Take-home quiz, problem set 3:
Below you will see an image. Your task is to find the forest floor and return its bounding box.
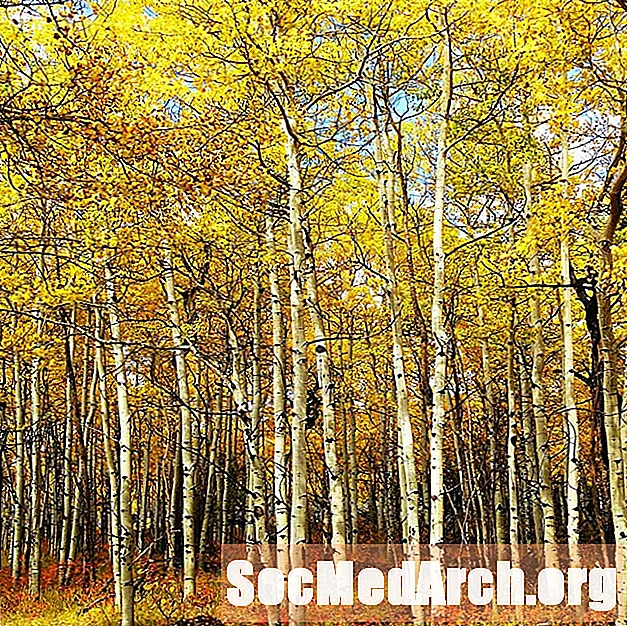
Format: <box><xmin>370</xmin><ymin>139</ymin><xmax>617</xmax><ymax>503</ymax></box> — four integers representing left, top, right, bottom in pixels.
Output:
<box><xmin>0</xmin><ymin>560</ymin><xmax>589</xmax><ymax>626</ymax></box>
<box><xmin>0</xmin><ymin>557</ymin><xmax>222</xmax><ymax>626</ymax></box>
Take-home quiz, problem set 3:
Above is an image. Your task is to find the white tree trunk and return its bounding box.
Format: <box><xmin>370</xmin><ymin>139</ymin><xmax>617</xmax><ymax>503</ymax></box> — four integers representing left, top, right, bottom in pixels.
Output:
<box><xmin>265</xmin><ymin>216</ymin><xmax>290</xmax><ymax>574</ymax></box>
<box><xmin>301</xmin><ymin>232</ymin><xmax>347</xmax><ymax>553</ymax></box>
<box><xmin>11</xmin><ymin>348</ymin><xmax>24</xmax><ymax>581</ymax></box>
<box><xmin>59</xmin><ymin>307</ymin><xmax>77</xmax><ymax>584</ymax></box>
<box><xmin>520</xmin><ymin>369</ymin><xmax>543</xmax><ymax>542</ymax></box>
<box><xmin>251</xmin><ymin>272</ymin><xmax>268</xmax><ymax>549</ymax></box>
<box><xmin>105</xmin><ymin>264</ymin><xmax>134</xmax><ymax>626</ymax></box>
<box><xmin>371</xmin><ymin>88</ymin><xmax>422</xmax><ymax>549</ymax></box>
<box><xmin>163</xmin><ymin>247</ymin><xmax>196</xmax><ymax>598</ymax></box>
<box><xmin>199</xmin><ymin>389</ymin><xmax>221</xmax><ymax>556</ymax></box>
<box><xmin>524</xmin><ymin>164</ymin><xmax>556</xmax><ymax>546</ymax></box>
<box><xmin>278</xmin><ymin>104</ymin><xmax>346</xmax><ymax>553</ymax></box>
<box><xmin>283</xmin><ymin>112</ymin><xmax>309</xmax><ymax>555</ymax></box>
<box><xmin>281</xmin><ymin>107</ymin><xmax>310</xmax><ymax>626</ymax></box>
<box><xmin>506</xmin><ymin>308</ymin><xmax>520</xmax><ymax>546</ymax></box>
<box><xmin>95</xmin><ymin>307</ymin><xmax>122</xmax><ymax>610</ymax></box>
<box><xmin>58</xmin><ymin>357</ymin><xmax>73</xmax><ymax>584</ymax></box>
<box><xmin>430</xmin><ymin>15</ymin><xmax>452</xmax><ymax>546</ymax></box>
<box><xmin>28</xmin><ymin>314</ymin><xmax>43</xmax><ymax>596</ymax></box>
<box><xmin>559</xmin><ymin>135</ymin><xmax>580</xmax><ymax>546</ymax></box>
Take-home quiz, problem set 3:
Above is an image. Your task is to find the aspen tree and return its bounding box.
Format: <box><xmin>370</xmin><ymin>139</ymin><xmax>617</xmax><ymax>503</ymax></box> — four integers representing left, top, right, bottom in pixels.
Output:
<box><xmin>168</xmin><ymin>425</ymin><xmax>182</xmax><ymax>569</ymax></box>
<box><xmin>265</xmin><ymin>216</ymin><xmax>290</xmax><ymax>574</ymax></box>
<box><xmin>95</xmin><ymin>308</ymin><xmax>121</xmax><ymax>610</ymax></box>
<box><xmin>58</xmin><ymin>309</ymin><xmax>76</xmax><ymax>585</ymax></box>
<box><xmin>163</xmin><ymin>247</ymin><xmax>196</xmax><ymax>598</ymax></box>
<box><xmin>277</xmin><ymin>88</ymin><xmax>347</xmax><ymax>552</ymax></box>
<box><xmin>430</xmin><ymin>10</ymin><xmax>452</xmax><ymax>547</ymax></box>
<box><xmin>279</xmin><ymin>104</ymin><xmax>310</xmax><ymax>626</ymax></box>
<box><xmin>559</xmin><ymin>135</ymin><xmax>580</xmax><ymax>546</ymax></box>
<box><xmin>220</xmin><ymin>404</ymin><xmax>234</xmax><ymax>545</ymax></box>
<box><xmin>346</xmin><ymin>335</ymin><xmax>359</xmax><ymax>544</ymax></box>
<box><xmin>372</xmin><ymin>105</ymin><xmax>421</xmax><ymax>546</ymax></box>
<box><xmin>476</xmin><ymin>278</ymin><xmax>506</xmax><ymax>544</ymax></box>
<box><xmin>138</xmin><ymin>425</ymin><xmax>152</xmax><ymax>550</ymax></box>
<box><xmin>251</xmin><ymin>270</ymin><xmax>267</xmax><ymax>548</ymax></box>
<box><xmin>105</xmin><ymin>264</ymin><xmax>134</xmax><ymax>626</ymax></box>
<box><xmin>282</xmin><ymin>110</ymin><xmax>309</xmax><ymax>556</ymax></box>
<box><xmin>29</xmin><ymin>313</ymin><xmax>43</xmax><ymax>596</ymax></box>
<box><xmin>506</xmin><ymin>307</ymin><xmax>520</xmax><ymax>546</ymax></box>
<box><xmin>226</xmin><ymin>315</ymin><xmax>268</xmax><ymax>549</ymax></box>
<box><xmin>523</xmin><ymin>164</ymin><xmax>556</xmax><ymax>546</ymax></box>
<box><xmin>520</xmin><ymin>369</ymin><xmax>543</xmax><ymax>543</ymax></box>
<box><xmin>302</xmin><ymin>229</ymin><xmax>347</xmax><ymax>554</ymax></box>
<box><xmin>199</xmin><ymin>390</ymin><xmax>221</xmax><ymax>558</ymax></box>
<box><xmin>11</xmin><ymin>347</ymin><xmax>24</xmax><ymax>581</ymax></box>
<box><xmin>371</xmin><ymin>70</ymin><xmax>425</xmax><ymax>626</ymax></box>
<box><xmin>597</xmin><ymin>120</ymin><xmax>627</xmax><ymax>542</ymax></box>
<box><xmin>596</xmin><ymin>113</ymin><xmax>627</xmax><ymax>626</ymax></box>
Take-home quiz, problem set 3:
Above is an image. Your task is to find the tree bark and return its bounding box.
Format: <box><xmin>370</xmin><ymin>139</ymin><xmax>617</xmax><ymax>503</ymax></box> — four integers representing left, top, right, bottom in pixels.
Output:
<box><xmin>11</xmin><ymin>346</ymin><xmax>24</xmax><ymax>581</ymax></box>
<box><xmin>477</xmin><ymin>280</ymin><xmax>506</xmax><ymax>544</ymax></box>
<box><xmin>28</xmin><ymin>314</ymin><xmax>43</xmax><ymax>596</ymax></box>
<box><xmin>559</xmin><ymin>135</ymin><xmax>580</xmax><ymax>546</ymax></box>
<box><xmin>105</xmin><ymin>263</ymin><xmax>135</xmax><ymax>626</ymax></box>
<box><xmin>430</xmin><ymin>12</ymin><xmax>452</xmax><ymax>546</ymax></box>
<box><xmin>58</xmin><ymin>308</ymin><xmax>76</xmax><ymax>585</ymax></box>
<box><xmin>199</xmin><ymin>388</ymin><xmax>221</xmax><ymax>559</ymax></box>
<box><xmin>163</xmin><ymin>247</ymin><xmax>196</xmax><ymax>598</ymax></box>
<box><xmin>371</xmin><ymin>86</ymin><xmax>422</xmax><ymax>549</ymax></box>
<box><xmin>282</xmin><ymin>110</ymin><xmax>309</xmax><ymax>556</ymax></box>
<box><xmin>266</xmin><ymin>216</ymin><xmax>290</xmax><ymax>574</ymax></box>
<box><xmin>598</xmin><ymin>155</ymin><xmax>627</xmax><ymax>542</ymax></box>
<box><xmin>524</xmin><ymin>163</ymin><xmax>556</xmax><ymax>547</ymax></box>
<box><xmin>301</xmin><ymin>228</ymin><xmax>347</xmax><ymax>553</ymax></box>
<box><xmin>506</xmin><ymin>306</ymin><xmax>520</xmax><ymax>546</ymax></box>
<box><xmin>95</xmin><ymin>307</ymin><xmax>122</xmax><ymax>610</ymax></box>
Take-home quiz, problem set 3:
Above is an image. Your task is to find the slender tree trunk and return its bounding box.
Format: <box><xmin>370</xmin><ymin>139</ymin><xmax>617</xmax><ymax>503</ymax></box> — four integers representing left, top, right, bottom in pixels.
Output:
<box><xmin>346</xmin><ymin>336</ymin><xmax>359</xmax><ymax>544</ymax></box>
<box><xmin>95</xmin><ymin>308</ymin><xmax>122</xmax><ymax>610</ymax></box>
<box><xmin>105</xmin><ymin>264</ymin><xmax>134</xmax><ymax>626</ymax></box>
<box><xmin>280</xmin><ymin>100</ymin><xmax>310</xmax><ymax>626</ymax></box>
<box><xmin>66</xmin><ymin>460</ymin><xmax>83</xmax><ymax>578</ymax></box>
<box><xmin>199</xmin><ymin>389</ymin><xmax>221</xmax><ymax>560</ymax></box>
<box><xmin>139</xmin><ymin>425</ymin><xmax>151</xmax><ymax>551</ymax></box>
<box><xmin>301</xmin><ymin>231</ymin><xmax>347</xmax><ymax>552</ymax></box>
<box><xmin>163</xmin><ymin>247</ymin><xmax>196</xmax><ymax>598</ymax></box>
<box><xmin>371</xmin><ymin>90</ymin><xmax>422</xmax><ymax>549</ymax></box>
<box><xmin>395</xmin><ymin>121</ymin><xmax>432</xmax><ymax>490</ymax></box>
<box><xmin>597</xmin><ymin>116</ymin><xmax>627</xmax><ymax>625</ymax></box>
<box><xmin>559</xmin><ymin>135</ymin><xmax>580</xmax><ymax>546</ymax></box>
<box><xmin>506</xmin><ymin>306</ymin><xmax>520</xmax><ymax>546</ymax></box>
<box><xmin>226</xmin><ymin>312</ymin><xmax>268</xmax><ymax>551</ymax></box>
<box><xmin>477</xmin><ymin>283</ymin><xmax>506</xmax><ymax>544</ymax></box>
<box><xmin>598</xmin><ymin>163</ymin><xmax>627</xmax><ymax>542</ymax></box>
<box><xmin>29</xmin><ymin>315</ymin><xmax>43</xmax><ymax>596</ymax></box>
<box><xmin>169</xmin><ymin>426</ymin><xmax>182</xmax><ymax>569</ymax></box>
<box><xmin>11</xmin><ymin>348</ymin><xmax>24</xmax><ymax>580</ymax></box>
<box><xmin>279</xmin><ymin>98</ymin><xmax>345</xmax><ymax>553</ymax></box>
<box><xmin>250</xmin><ymin>272</ymin><xmax>268</xmax><ymax>549</ymax></box>
<box><xmin>524</xmin><ymin>164</ymin><xmax>556</xmax><ymax>546</ymax></box>
<box><xmin>221</xmin><ymin>406</ymin><xmax>233</xmax><ymax>545</ymax></box>
<box><xmin>520</xmin><ymin>369</ymin><xmax>543</xmax><ymax>543</ymax></box>
<box><xmin>282</xmin><ymin>110</ymin><xmax>309</xmax><ymax>554</ymax></box>
<box><xmin>430</xmin><ymin>13</ymin><xmax>452</xmax><ymax>546</ymax></box>
<box><xmin>266</xmin><ymin>216</ymin><xmax>290</xmax><ymax>574</ymax></box>
<box><xmin>59</xmin><ymin>309</ymin><xmax>76</xmax><ymax>584</ymax></box>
